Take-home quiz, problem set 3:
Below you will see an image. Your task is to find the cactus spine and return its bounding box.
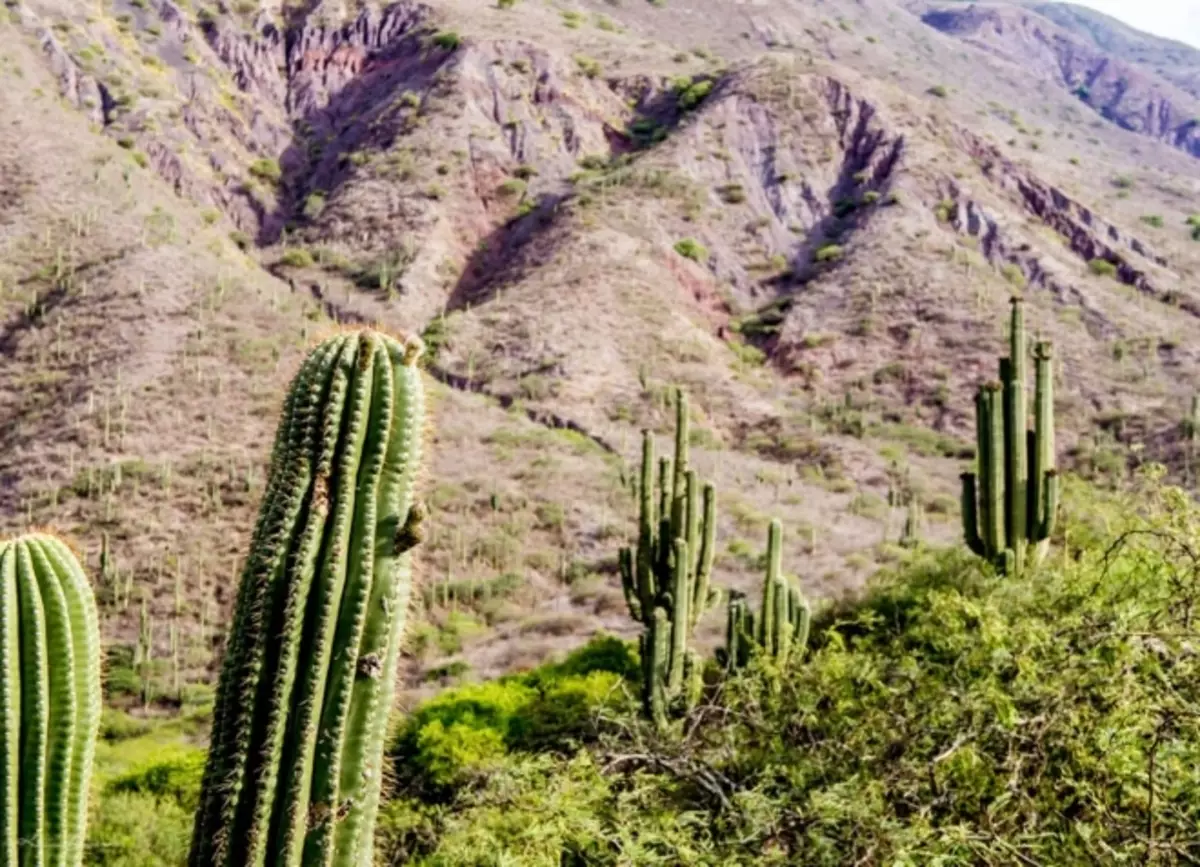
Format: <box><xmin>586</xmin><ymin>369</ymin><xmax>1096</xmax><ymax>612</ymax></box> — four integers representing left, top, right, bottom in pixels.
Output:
<box><xmin>189</xmin><ymin>330</ymin><xmax>427</xmax><ymax>867</ymax></box>
<box><xmin>720</xmin><ymin>520</ymin><xmax>810</xmax><ymax>671</ymax></box>
<box><xmin>0</xmin><ymin>534</ymin><xmax>102</xmax><ymax>867</ymax></box>
<box><xmin>619</xmin><ymin>389</ymin><xmax>718</xmax><ymax>727</ymax></box>
<box><xmin>961</xmin><ymin>297</ymin><xmax>1058</xmax><ymax>575</ymax></box>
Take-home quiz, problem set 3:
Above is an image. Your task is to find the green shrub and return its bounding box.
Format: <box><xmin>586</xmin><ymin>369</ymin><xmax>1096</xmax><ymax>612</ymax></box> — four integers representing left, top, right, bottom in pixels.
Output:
<box><xmin>431</xmin><ymin>30</ymin><xmax>461</xmax><ymax>50</ymax></box>
<box><xmin>391</xmin><ymin>636</ymin><xmax>636</xmax><ymax>791</ymax></box>
<box><xmin>248</xmin><ymin>157</ymin><xmax>282</xmax><ymax>184</ymax></box>
<box><xmin>1088</xmin><ymin>258</ymin><xmax>1118</xmax><ymax>277</ymax></box>
<box><xmin>1000</xmin><ymin>262</ymin><xmax>1026</xmax><ymax>288</ymax></box>
<box><xmin>85</xmin><ymin>792</ymin><xmax>193</xmax><ymax>866</ymax></box>
<box><xmin>278</xmin><ymin>247</ymin><xmax>314</xmax><ymax>268</ymax></box>
<box><xmin>1140</xmin><ymin>214</ymin><xmax>1163</xmax><ymax>228</ymax></box>
<box><xmin>674</xmin><ymin>238</ymin><xmax>708</xmax><ymax>262</ymax></box>
<box><xmin>496</xmin><ymin>178</ymin><xmax>527</xmax><ymax>198</ymax></box>
<box><xmin>574</xmin><ymin>55</ymin><xmax>602</xmax><ymax>78</ymax></box>
<box><xmin>675</xmin><ymin>78</ymin><xmax>713</xmax><ymax>111</ymax></box>
<box><xmin>302</xmin><ymin>191</ymin><xmax>326</xmax><ymax>219</ymax></box>
<box><xmin>927</xmin><ymin>84</ymin><xmax>948</xmax><ymax>98</ymax></box>
<box><xmin>814</xmin><ymin>243</ymin><xmax>843</xmax><ymax>262</ymax></box>
<box><xmin>107</xmin><ymin>748</ymin><xmax>206</xmax><ymax>811</ymax></box>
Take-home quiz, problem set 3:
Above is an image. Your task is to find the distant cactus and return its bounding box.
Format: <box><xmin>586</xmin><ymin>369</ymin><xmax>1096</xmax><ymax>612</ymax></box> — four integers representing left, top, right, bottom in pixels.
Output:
<box><xmin>719</xmin><ymin>519</ymin><xmax>811</xmax><ymax>672</ymax></box>
<box><xmin>961</xmin><ymin>297</ymin><xmax>1058</xmax><ymax>575</ymax></box>
<box><xmin>190</xmin><ymin>330</ymin><xmax>427</xmax><ymax>867</ymax></box>
<box><xmin>0</xmin><ymin>533</ymin><xmax>102</xmax><ymax>867</ymax></box>
<box><xmin>619</xmin><ymin>389</ymin><xmax>719</xmax><ymax>728</ymax></box>
<box><xmin>900</xmin><ymin>498</ymin><xmax>922</xmax><ymax>548</ymax></box>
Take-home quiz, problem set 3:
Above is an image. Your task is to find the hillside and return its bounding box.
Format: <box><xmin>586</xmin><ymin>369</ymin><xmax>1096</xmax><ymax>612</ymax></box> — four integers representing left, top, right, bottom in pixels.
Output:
<box><xmin>5</xmin><ymin>0</ymin><xmax>1200</xmax><ymax>862</ymax></box>
<box><xmin>1028</xmin><ymin>2</ymin><xmax>1200</xmax><ymax>101</ymax></box>
<box><xmin>4</xmin><ymin>0</ymin><xmax>1200</xmax><ymax>700</ymax></box>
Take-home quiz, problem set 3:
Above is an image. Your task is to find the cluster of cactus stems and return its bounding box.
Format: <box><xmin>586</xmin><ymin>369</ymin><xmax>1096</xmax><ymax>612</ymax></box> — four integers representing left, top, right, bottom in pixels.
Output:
<box><xmin>0</xmin><ymin>534</ymin><xmax>102</xmax><ymax>867</ymax></box>
<box><xmin>720</xmin><ymin>520</ymin><xmax>811</xmax><ymax>672</ymax></box>
<box><xmin>619</xmin><ymin>390</ymin><xmax>719</xmax><ymax>729</ymax></box>
<box><xmin>961</xmin><ymin>297</ymin><xmax>1059</xmax><ymax>576</ymax></box>
<box><xmin>189</xmin><ymin>330</ymin><xmax>428</xmax><ymax>867</ymax></box>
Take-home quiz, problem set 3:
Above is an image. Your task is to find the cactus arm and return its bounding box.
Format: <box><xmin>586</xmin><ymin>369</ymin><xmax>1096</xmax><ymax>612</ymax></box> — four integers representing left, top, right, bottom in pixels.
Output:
<box><xmin>1005</xmin><ymin>357</ymin><xmax>1027</xmax><ymax>571</ymax></box>
<box><xmin>960</xmin><ymin>473</ymin><xmax>987</xmax><ymax>557</ymax></box>
<box><xmin>671</xmin><ymin>391</ymin><xmax>689</xmax><ymax>533</ymax></box>
<box><xmin>635</xmin><ymin>431</ymin><xmax>656</xmax><ymax>622</ymax></box>
<box><xmin>692</xmin><ymin>484</ymin><xmax>716</xmax><ymax>632</ymax></box>
<box><xmin>666</xmin><ymin>539</ymin><xmax>691</xmax><ymax>695</ymax></box>
<box><xmin>793</xmin><ymin>593</ymin><xmax>811</xmax><ymax>661</ymax></box>
<box><xmin>334</xmin><ymin>341</ymin><xmax>426</xmax><ymax>867</ymax></box>
<box><xmin>15</xmin><ymin>541</ymin><xmax>48</xmax><ymax>867</ymax></box>
<box><xmin>1026</xmin><ymin>428</ymin><xmax>1041</xmax><ymax>541</ymax></box>
<box><xmin>724</xmin><ymin>594</ymin><xmax>743</xmax><ymax>672</ymax></box>
<box><xmin>1039</xmin><ymin>471</ymin><xmax>1060</xmax><ymax>540</ymax></box>
<box><xmin>303</xmin><ymin>339</ymin><xmax>391</xmax><ymax>863</ymax></box>
<box><xmin>648</xmin><ymin>609</ymin><xmax>669</xmax><ymax>730</ymax></box>
<box><xmin>235</xmin><ymin>345</ymin><xmax>357</xmax><ymax>867</ymax></box>
<box><xmin>191</xmin><ymin>338</ymin><xmax>341</xmax><ymax>867</ymax></box>
<box><xmin>773</xmin><ymin>582</ymin><xmax>790</xmax><ymax>666</ymax></box>
<box><xmin>760</xmin><ymin>520</ymin><xmax>782</xmax><ymax>651</ymax></box>
<box><xmin>618</xmin><ymin>549</ymin><xmax>640</xmax><ymax>621</ymax></box>
<box><xmin>684</xmin><ymin>650</ymin><xmax>703</xmax><ymax>710</ymax></box>
<box><xmin>36</xmin><ymin>538</ymin><xmax>100</xmax><ymax>867</ymax></box>
<box><xmin>657</xmin><ymin>458</ymin><xmax>671</xmax><ymax>544</ymax></box>
<box><xmin>0</xmin><ymin>544</ymin><xmax>16</xmax><ymax>867</ymax></box>
<box><xmin>684</xmin><ymin>471</ymin><xmax>700</xmax><ymax>580</ymax></box>
<box><xmin>984</xmin><ymin>385</ymin><xmax>1006</xmax><ymax>558</ymax></box>
<box><xmin>26</xmin><ymin>541</ymin><xmax>77</xmax><ymax>867</ymax></box>
<box><xmin>1031</xmin><ymin>343</ymin><xmax>1056</xmax><ymax>552</ymax></box>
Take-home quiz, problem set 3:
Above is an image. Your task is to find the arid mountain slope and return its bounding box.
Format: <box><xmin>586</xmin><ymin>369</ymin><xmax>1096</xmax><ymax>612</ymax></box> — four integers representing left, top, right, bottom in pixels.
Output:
<box><xmin>917</xmin><ymin>3</ymin><xmax>1200</xmax><ymax>160</ymax></box>
<box><xmin>1028</xmin><ymin>1</ymin><xmax>1200</xmax><ymax>101</ymax></box>
<box><xmin>3</xmin><ymin>0</ymin><xmax>1200</xmax><ymax>698</ymax></box>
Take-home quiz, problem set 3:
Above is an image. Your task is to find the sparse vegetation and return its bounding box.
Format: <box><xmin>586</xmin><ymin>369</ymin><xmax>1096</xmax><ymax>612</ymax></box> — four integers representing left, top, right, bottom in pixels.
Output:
<box><xmin>673</xmin><ymin>237</ymin><xmax>708</xmax><ymax>261</ymax></box>
<box><xmin>927</xmin><ymin>84</ymin><xmax>949</xmax><ymax>98</ymax></box>
<box><xmin>431</xmin><ymin>31</ymin><xmax>462</xmax><ymax>51</ymax></box>
<box><xmin>814</xmin><ymin>243</ymin><xmax>843</xmax><ymax>262</ymax></box>
<box><xmin>1088</xmin><ymin>257</ymin><xmax>1119</xmax><ymax>277</ymax></box>
<box><xmin>248</xmin><ymin>158</ymin><xmax>282</xmax><ymax>184</ymax></box>
<box><xmin>574</xmin><ymin>55</ymin><xmax>603</xmax><ymax>79</ymax></box>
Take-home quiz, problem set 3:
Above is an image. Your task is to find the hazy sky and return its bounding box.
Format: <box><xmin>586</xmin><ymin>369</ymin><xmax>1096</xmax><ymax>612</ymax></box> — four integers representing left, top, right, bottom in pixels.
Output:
<box><xmin>1073</xmin><ymin>0</ymin><xmax>1200</xmax><ymax>49</ymax></box>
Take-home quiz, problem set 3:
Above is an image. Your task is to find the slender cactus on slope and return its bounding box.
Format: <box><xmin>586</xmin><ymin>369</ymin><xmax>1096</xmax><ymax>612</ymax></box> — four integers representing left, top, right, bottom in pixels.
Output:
<box><xmin>189</xmin><ymin>330</ymin><xmax>427</xmax><ymax>867</ymax></box>
<box><xmin>961</xmin><ymin>297</ymin><xmax>1059</xmax><ymax>575</ymax></box>
<box><xmin>720</xmin><ymin>519</ymin><xmax>810</xmax><ymax>672</ymax></box>
<box><xmin>618</xmin><ymin>389</ymin><xmax>719</xmax><ymax>727</ymax></box>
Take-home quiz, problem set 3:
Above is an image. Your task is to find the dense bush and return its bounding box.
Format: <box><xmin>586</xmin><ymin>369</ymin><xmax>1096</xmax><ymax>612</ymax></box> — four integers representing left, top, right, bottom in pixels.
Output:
<box><xmin>390</xmin><ymin>635</ymin><xmax>637</xmax><ymax>791</ymax></box>
<box><xmin>377</xmin><ymin>472</ymin><xmax>1200</xmax><ymax>864</ymax></box>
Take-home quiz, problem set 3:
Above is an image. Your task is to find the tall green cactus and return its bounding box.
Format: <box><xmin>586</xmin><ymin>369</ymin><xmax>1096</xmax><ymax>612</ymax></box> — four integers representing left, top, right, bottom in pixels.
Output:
<box><xmin>618</xmin><ymin>389</ymin><xmax>719</xmax><ymax>728</ymax></box>
<box><xmin>961</xmin><ymin>297</ymin><xmax>1058</xmax><ymax>575</ymax></box>
<box><xmin>189</xmin><ymin>330</ymin><xmax>427</xmax><ymax>867</ymax></box>
<box><xmin>720</xmin><ymin>519</ymin><xmax>810</xmax><ymax>672</ymax></box>
<box><xmin>0</xmin><ymin>533</ymin><xmax>102</xmax><ymax>867</ymax></box>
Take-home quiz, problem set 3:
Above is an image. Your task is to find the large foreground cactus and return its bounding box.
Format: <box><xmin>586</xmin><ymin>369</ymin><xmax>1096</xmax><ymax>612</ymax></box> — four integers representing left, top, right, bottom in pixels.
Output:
<box><xmin>0</xmin><ymin>533</ymin><xmax>102</xmax><ymax>867</ymax></box>
<box><xmin>720</xmin><ymin>520</ymin><xmax>810</xmax><ymax>672</ymax></box>
<box><xmin>190</xmin><ymin>330</ymin><xmax>427</xmax><ymax>867</ymax></box>
<box><xmin>961</xmin><ymin>297</ymin><xmax>1058</xmax><ymax>576</ymax></box>
<box><xmin>619</xmin><ymin>389</ymin><xmax>720</xmax><ymax>728</ymax></box>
